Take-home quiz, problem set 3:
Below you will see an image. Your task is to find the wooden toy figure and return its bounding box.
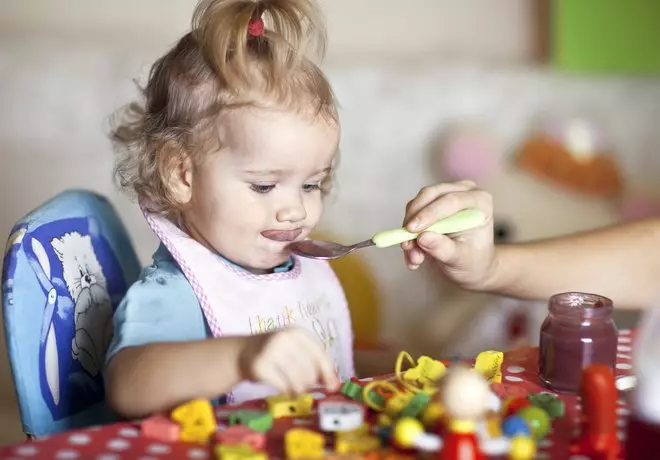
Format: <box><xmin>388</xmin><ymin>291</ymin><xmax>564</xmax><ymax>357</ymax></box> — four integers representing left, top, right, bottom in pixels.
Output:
<box><xmin>436</xmin><ymin>365</ymin><xmax>490</xmax><ymax>460</ymax></box>
<box><xmin>570</xmin><ymin>364</ymin><xmax>620</xmax><ymax>460</ymax></box>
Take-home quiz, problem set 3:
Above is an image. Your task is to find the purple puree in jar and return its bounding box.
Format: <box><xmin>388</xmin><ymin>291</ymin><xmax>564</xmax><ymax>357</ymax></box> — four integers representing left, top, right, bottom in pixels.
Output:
<box><xmin>538</xmin><ymin>292</ymin><xmax>618</xmax><ymax>393</ymax></box>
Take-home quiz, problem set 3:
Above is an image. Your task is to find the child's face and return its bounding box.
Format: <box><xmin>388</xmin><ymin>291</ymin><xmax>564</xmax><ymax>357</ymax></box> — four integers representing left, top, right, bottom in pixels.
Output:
<box><xmin>183</xmin><ymin>107</ymin><xmax>339</xmax><ymax>273</ymax></box>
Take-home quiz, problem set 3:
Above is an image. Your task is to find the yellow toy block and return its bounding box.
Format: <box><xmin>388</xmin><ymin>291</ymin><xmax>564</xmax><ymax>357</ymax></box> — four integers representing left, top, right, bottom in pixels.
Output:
<box><xmin>474</xmin><ymin>350</ymin><xmax>504</xmax><ymax>383</ymax></box>
<box><xmin>214</xmin><ymin>443</ymin><xmax>267</xmax><ymax>460</ymax></box>
<box><xmin>284</xmin><ymin>428</ymin><xmax>325</xmax><ymax>459</ymax></box>
<box><xmin>384</xmin><ymin>392</ymin><xmax>413</xmax><ymax>417</ymax></box>
<box><xmin>335</xmin><ymin>433</ymin><xmax>381</xmax><ymax>454</ymax></box>
<box><xmin>266</xmin><ymin>394</ymin><xmax>314</xmax><ymax>419</ymax></box>
<box><xmin>421</xmin><ymin>402</ymin><xmax>445</xmax><ymax>427</ymax></box>
<box><xmin>402</xmin><ymin>356</ymin><xmax>446</xmax><ymax>386</ymax></box>
<box><xmin>170</xmin><ymin>398</ymin><xmax>216</xmax><ymax>443</ymax></box>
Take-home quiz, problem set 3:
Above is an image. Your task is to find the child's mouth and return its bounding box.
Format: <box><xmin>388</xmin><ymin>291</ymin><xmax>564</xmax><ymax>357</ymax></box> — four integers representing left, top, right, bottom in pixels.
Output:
<box><xmin>261</xmin><ymin>229</ymin><xmax>303</xmax><ymax>242</ymax></box>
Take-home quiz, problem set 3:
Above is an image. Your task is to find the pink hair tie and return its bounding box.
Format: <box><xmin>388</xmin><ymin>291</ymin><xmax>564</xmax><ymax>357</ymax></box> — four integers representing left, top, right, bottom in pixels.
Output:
<box><xmin>248</xmin><ymin>18</ymin><xmax>265</xmax><ymax>37</ymax></box>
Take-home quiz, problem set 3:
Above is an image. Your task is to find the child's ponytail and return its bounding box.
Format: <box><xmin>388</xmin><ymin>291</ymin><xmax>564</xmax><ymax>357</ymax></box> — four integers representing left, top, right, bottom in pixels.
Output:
<box><xmin>192</xmin><ymin>0</ymin><xmax>327</xmax><ymax>90</ymax></box>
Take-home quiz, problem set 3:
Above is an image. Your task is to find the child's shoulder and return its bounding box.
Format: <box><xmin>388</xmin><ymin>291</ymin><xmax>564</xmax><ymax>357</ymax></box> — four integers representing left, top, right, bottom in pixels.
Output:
<box><xmin>123</xmin><ymin>244</ymin><xmax>197</xmax><ymax>307</ymax></box>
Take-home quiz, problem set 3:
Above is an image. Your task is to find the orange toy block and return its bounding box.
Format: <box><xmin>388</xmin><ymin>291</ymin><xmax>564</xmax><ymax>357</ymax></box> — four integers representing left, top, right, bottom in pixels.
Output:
<box><xmin>141</xmin><ymin>414</ymin><xmax>180</xmax><ymax>442</ymax></box>
<box><xmin>216</xmin><ymin>425</ymin><xmax>267</xmax><ymax>451</ymax></box>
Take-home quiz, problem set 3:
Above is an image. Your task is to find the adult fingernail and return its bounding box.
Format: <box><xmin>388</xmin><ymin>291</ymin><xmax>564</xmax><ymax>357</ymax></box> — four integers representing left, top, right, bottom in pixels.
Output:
<box><xmin>408</xmin><ymin>219</ymin><xmax>420</xmax><ymax>232</ymax></box>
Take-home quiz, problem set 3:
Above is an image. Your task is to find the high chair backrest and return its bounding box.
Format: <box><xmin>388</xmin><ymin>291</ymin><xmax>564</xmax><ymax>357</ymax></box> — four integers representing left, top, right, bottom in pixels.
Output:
<box><xmin>1</xmin><ymin>190</ymin><xmax>141</xmax><ymax>437</ymax></box>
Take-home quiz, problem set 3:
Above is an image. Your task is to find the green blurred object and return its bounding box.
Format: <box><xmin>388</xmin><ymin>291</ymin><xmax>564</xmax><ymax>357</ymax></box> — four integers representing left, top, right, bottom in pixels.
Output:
<box><xmin>553</xmin><ymin>0</ymin><xmax>660</xmax><ymax>74</ymax></box>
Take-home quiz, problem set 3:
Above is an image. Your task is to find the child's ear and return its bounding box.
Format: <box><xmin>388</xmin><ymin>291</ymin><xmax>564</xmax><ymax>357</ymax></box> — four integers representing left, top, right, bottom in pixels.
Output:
<box><xmin>162</xmin><ymin>144</ymin><xmax>193</xmax><ymax>206</ymax></box>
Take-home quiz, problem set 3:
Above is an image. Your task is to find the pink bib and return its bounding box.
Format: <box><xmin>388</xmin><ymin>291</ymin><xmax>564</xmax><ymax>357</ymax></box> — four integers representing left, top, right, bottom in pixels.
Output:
<box><xmin>144</xmin><ymin>212</ymin><xmax>355</xmax><ymax>403</ymax></box>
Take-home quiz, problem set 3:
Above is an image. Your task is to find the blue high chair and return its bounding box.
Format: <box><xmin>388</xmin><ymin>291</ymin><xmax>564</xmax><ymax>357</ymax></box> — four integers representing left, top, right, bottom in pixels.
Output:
<box><xmin>1</xmin><ymin>190</ymin><xmax>141</xmax><ymax>437</ymax></box>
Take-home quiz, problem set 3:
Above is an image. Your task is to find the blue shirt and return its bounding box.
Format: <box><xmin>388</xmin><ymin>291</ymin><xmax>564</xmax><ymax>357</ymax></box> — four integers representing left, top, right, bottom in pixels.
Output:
<box><xmin>105</xmin><ymin>244</ymin><xmax>294</xmax><ymax>365</ymax></box>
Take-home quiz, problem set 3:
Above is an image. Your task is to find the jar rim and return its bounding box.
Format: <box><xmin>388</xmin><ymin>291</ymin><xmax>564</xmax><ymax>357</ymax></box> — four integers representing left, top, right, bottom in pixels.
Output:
<box><xmin>548</xmin><ymin>291</ymin><xmax>614</xmax><ymax>318</ymax></box>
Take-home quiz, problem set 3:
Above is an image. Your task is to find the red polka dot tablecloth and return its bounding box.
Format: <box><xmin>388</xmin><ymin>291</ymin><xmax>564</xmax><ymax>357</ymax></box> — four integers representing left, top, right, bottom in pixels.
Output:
<box><xmin>0</xmin><ymin>329</ymin><xmax>636</xmax><ymax>460</ymax></box>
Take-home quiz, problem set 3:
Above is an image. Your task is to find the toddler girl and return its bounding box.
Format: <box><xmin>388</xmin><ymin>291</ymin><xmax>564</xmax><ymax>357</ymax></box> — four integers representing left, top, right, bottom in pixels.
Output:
<box><xmin>105</xmin><ymin>0</ymin><xmax>353</xmax><ymax>419</ymax></box>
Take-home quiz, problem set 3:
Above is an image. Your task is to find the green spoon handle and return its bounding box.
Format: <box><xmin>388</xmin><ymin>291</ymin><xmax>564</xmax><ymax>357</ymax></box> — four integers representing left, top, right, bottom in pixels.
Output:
<box><xmin>371</xmin><ymin>208</ymin><xmax>486</xmax><ymax>249</ymax></box>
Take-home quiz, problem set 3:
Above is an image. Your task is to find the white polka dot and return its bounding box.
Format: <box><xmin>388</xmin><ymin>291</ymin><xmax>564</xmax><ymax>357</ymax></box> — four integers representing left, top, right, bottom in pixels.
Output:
<box><xmin>618</xmin><ymin>345</ymin><xmax>632</xmax><ymax>352</ymax></box>
<box><xmin>96</xmin><ymin>454</ymin><xmax>120</xmax><ymax>460</ymax></box>
<box><xmin>504</xmin><ymin>375</ymin><xmax>523</xmax><ymax>383</ymax></box>
<box><xmin>617</xmin><ymin>363</ymin><xmax>633</xmax><ymax>370</ymax></box>
<box><xmin>148</xmin><ymin>444</ymin><xmax>171</xmax><ymax>455</ymax></box>
<box><xmin>14</xmin><ymin>445</ymin><xmax>38</xmax><ymax>456</ymax></box>
<box><xmin>619</xmin><ymin>329</ymin><xmax>631</xmax><ymax>335</ymax></box>
<box><xmin>506</xmin><ymin>366</ymin><xmax>525</xmax><ymax>374</ymax></box>
<box><xmin>618</xmin><ymin>337</ymin><xmax>632</xmax><ymax>343</ymax></box>
<box><xmin>118</xmin><ymin>427</ymin><xmax>140</xmax><ymax>438</ymax></box>
<box><xmin>617</xmin><ymin>353</ymin><xmax>632</xmax><ymax>360</ymax></box>
<box><xmin>618</xmin><ymin>431</ymin><xmax>626</xmax><ymax>440</ymax></box>
<box><xmin>311</xmin><ymin>392</ymin><xmax>326</xmax><ymax>400</ymax></box>
<box><xmin>68</xmin><ymin>434</ymin><xmax>91</xmax><ymax>445</ymax></box>
<box><xmin>55</xmin><ymin>450</ymin><xmax>80</xmax><ymax>459</ymax></box>
<box><xmin>107</xmin><ymin>439</ymin><xmax>131</xmax><ymax>451</ymax></box>
<box><xmin>188</xmin><ymin>448</ymin><xmax>210</xmax><ymax>459</ymax></box>
<box><xmin>617</xmin><ymin>419</ymin><xmax>627</xmax><ymax>427</ymax></box>
<box><xmin>539</xmin><ymin>439</ymin><xmax>553</xmax><ymax>448</ymax></box>
<box><xmin>617</xmin><ymin>407</ymin><xmax>631</xmax><ymax>416</ymax></box>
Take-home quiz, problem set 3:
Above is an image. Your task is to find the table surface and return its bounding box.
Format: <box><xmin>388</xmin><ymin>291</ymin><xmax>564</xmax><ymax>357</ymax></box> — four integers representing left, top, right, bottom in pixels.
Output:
<box><xmin>0</xmin><ymin>328</ymin><xmax>636</xmax><ymax>460</ymax></box>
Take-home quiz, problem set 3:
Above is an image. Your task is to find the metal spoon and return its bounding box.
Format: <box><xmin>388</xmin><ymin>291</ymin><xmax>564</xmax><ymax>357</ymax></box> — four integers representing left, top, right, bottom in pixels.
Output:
<box><xmin>289</xmin><ymin>208</ymin><xmax>486</xmax><ymax>260</ymax></box>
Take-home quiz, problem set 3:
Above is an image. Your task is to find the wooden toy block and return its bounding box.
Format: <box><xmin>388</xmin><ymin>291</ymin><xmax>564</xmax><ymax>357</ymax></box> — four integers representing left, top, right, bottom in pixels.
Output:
<box><xmin>474</xmin><ymin>350</ymin><xmax>503</xmax><ymax>383</ymax></box>
<box><xmin>318</xmin><ymin>401</ymin><xmax>364</xmax><ymax>432</ymax></box>
<box><xmin>216</xmin><ymin>425</ymin><xmax>266</xmax><ymax>451</ymax></box>
<box><xmin>402</xmin><ymin>356</ymin><xmax>446</xmax><ymax>386</ymax></box>
<box><xmin>383</xmin><ymin>392</ymin><xmax>413</xmax><ymax>417</ymax></box>
<box><xmin>266</xmin><ymin>394</ymin><xmax>313</xmax><ymax>419</ymax></box>
<box><xmin>170</xmin><ymin>398</ymin><xmax>216</xmax><ymax>443</ymax></box>
<box><xmin>335</xmin><ymin>432</ymin><xmax>381</xmax><ymax>454</ymax></box>
<box><xmin>284</xmin><ymin>428</ymin><xmax>325</xmax><ymax>459</ymax></box>
<box><xmin>399</xmin><ymin>392</ymin><xmax>430</xmax><ymax>418</ymax></box>
<box><xmin>228</xmin><ymin>410</ymin><xmax>274</xmax><ymax>432</ymax></box>
<box><xmin>141</xmin><ymin>414</ymin><xmax>180</xmax><ymax>442</ymax></box>
<box><xmin>340</xmin><ymin>380</ymin><xmax>364</xmax><ymax>401</ymax></box>
<box><xmin>214</xmin><ymin>443</ymin><xmax>267</xmax><ymax>460</ymax></box>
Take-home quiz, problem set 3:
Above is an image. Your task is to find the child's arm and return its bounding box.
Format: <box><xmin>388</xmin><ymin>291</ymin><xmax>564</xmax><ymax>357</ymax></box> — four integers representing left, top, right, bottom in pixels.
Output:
<box><xmin>106</xmin><ymin>328</ymin><xmax>339</xmax><ymax>419</ymax></box>
<box><xmin>484</xmin><ymin>218</ymin><xmax>660</xmax><ymax>309</ymax></box>
<box><xmin>105</xmin><ymin>337</ymin><xmax>246</xmax><ymax>419</ymax></box>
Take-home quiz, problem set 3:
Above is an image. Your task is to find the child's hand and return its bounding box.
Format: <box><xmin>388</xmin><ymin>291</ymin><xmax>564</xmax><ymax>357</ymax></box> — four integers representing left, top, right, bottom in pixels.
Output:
<box><xmin>238</xmin><ymin>327</ymin><xmax>340</xmax><ymax>394</ymax></box>
<box><xmin>401</xmin><ymin>181</ymin><xmax>495</xmax><ymax>290</ymax></box>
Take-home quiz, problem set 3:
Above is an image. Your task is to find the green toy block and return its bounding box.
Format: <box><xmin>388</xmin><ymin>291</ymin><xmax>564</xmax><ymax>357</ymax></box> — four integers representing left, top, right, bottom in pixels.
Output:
<box><xmin>228</xmin><ymin>410</ymin><xmax>274</xmax><ymax>432</ymax></box>
<box><xmin>366</xmin><ymin>390</ymin><xmax>386</xmax><ymax>409</ymax></box>
<box><xmin>527</xmin><ymin>393</ymin><xmax>565</xmax><ymax>419</ymax></box>
<box><xmin>399</xmin><ymin>392</ymin><xmax>431</xmax><ymax>419</ymax></box>
<box><xmin>340</xmin><ymin>380</ymin><xmax>364</xmax><ymax>402</ymax></box>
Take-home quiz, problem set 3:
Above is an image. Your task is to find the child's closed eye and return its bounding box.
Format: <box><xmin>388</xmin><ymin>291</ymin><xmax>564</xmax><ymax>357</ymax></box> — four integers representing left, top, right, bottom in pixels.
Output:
<box><xmin>250</xmin><ymin>184</ymin><xmax>276</xmax><ymax>194</ymax></box>
<box><xmin>302</xmin><ymin>182</ymin><xmax>322</xmax><ymax>192</ymax></box>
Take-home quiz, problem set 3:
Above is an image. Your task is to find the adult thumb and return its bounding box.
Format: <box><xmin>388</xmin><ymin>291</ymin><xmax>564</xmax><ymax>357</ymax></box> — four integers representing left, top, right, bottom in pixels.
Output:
<box><xmin>417</xmin><ymin>232</ymin><xmax>456</xmax><ymax>263</ymax></box>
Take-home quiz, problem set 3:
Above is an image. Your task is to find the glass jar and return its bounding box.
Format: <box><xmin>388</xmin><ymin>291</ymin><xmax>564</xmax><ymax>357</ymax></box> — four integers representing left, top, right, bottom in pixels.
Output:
<box><xmin>538</xmin><ymin>292</ymin><xmax>618</xmax><ymax>393</ymax></box>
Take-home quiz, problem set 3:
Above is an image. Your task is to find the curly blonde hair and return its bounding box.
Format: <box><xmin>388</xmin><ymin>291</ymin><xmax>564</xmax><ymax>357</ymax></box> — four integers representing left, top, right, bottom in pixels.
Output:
<box><xmin>110</xmin><ymin>0</ymin><xmax>338</xmax><ymax>221</ymax></box>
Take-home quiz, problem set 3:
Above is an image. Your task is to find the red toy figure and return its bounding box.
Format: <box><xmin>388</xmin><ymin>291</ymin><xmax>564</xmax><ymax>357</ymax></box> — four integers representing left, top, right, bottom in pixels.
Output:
<box><xmin>436</xmin><ymin>365</ymin><xmax>489</xmax><ymax>460</ymax></box>
<box><xmin>570</xmin><ymin>364</ymin><xmax>620</xmax><ymax>460</ymax></box>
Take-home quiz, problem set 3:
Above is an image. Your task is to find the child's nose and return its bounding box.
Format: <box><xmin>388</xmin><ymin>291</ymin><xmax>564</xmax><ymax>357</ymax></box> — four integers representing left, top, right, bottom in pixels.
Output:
<box><xmin>276</xmin><ymin>198</ymin><xmax>307</xmax><ymax>223</ymax></box>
